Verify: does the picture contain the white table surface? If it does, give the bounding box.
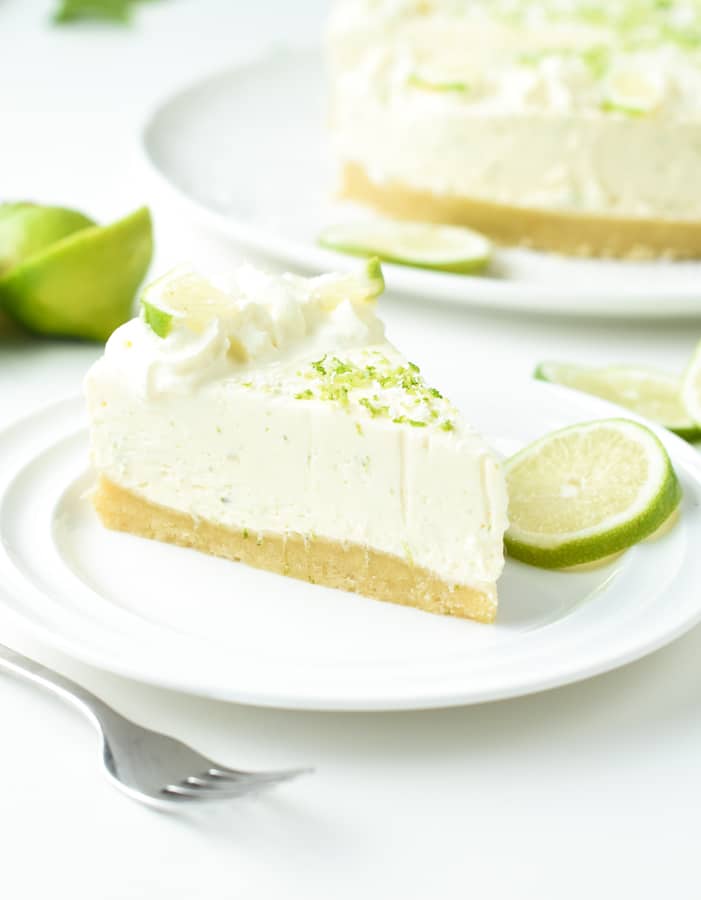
[2,2,701,897]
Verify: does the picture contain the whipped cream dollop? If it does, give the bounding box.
[100,265,386,398]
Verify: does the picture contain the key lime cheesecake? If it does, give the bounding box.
[328,0,701,258]
[84,262,508,622]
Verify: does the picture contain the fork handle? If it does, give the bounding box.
[0,642,111,727]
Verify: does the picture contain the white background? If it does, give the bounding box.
[2,2,701,897]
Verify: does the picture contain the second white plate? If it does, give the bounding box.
[1,383,701,710]
[141,47,701,318]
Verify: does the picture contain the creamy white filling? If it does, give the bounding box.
[329,0,701,218]
[85,268,508,590]
[332,94,701,217]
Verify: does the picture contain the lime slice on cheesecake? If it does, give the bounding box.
[318,221,491,274]
[505,418,682,569]
[535,361,700,441]
[141,258,385,339]
[141,266,231,337]
[302,256,385,305]
[602,65,664,116]
[407,72,469,92]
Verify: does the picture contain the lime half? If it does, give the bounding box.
[535,361,700,442]
[319,220,491,274]
[0,206,152,341]
[0,202,95,276]
[505,418,682,569]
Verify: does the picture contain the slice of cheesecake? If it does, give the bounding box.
[84,261,508,622]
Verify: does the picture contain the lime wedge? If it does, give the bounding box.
[535,361,700,441]
[318,221,491,274]
[0,202,95,275]
[505,418,682,569]
[141,259,385,339]
[0,207,152,342]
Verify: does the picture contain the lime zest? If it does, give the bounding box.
[392,415,428,427]
[359,397,389,418]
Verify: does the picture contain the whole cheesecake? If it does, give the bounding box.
[328,0,701,258]
[85,262,508,622]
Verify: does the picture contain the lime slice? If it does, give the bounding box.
[602,65,664,116]
[297,256,385,305]
[0,207,152,342]
[680,340,701,429]
[0,202,95,276]
[140,266,229,338]
[407,72,469,93]
[318,221,491,274]
[535,361,700,441]
[505,418,682,569]
[141,258,385,339]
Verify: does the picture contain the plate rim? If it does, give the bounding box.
[2,388,701,711]
[138,45,701,320]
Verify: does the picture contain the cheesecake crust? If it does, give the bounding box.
[340,162,701,260]
[93,476,497,623]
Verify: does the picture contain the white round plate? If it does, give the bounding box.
[141,47,701,319]
[2,384,701,711]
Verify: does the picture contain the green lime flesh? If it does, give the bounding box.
[534,361,701,442]
[142,300,173,338]
[0,206,153,342]
[319,241,489,274]
[319,224,490,275]
[504,418,682,569]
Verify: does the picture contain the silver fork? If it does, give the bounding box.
[0,642,311,807]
